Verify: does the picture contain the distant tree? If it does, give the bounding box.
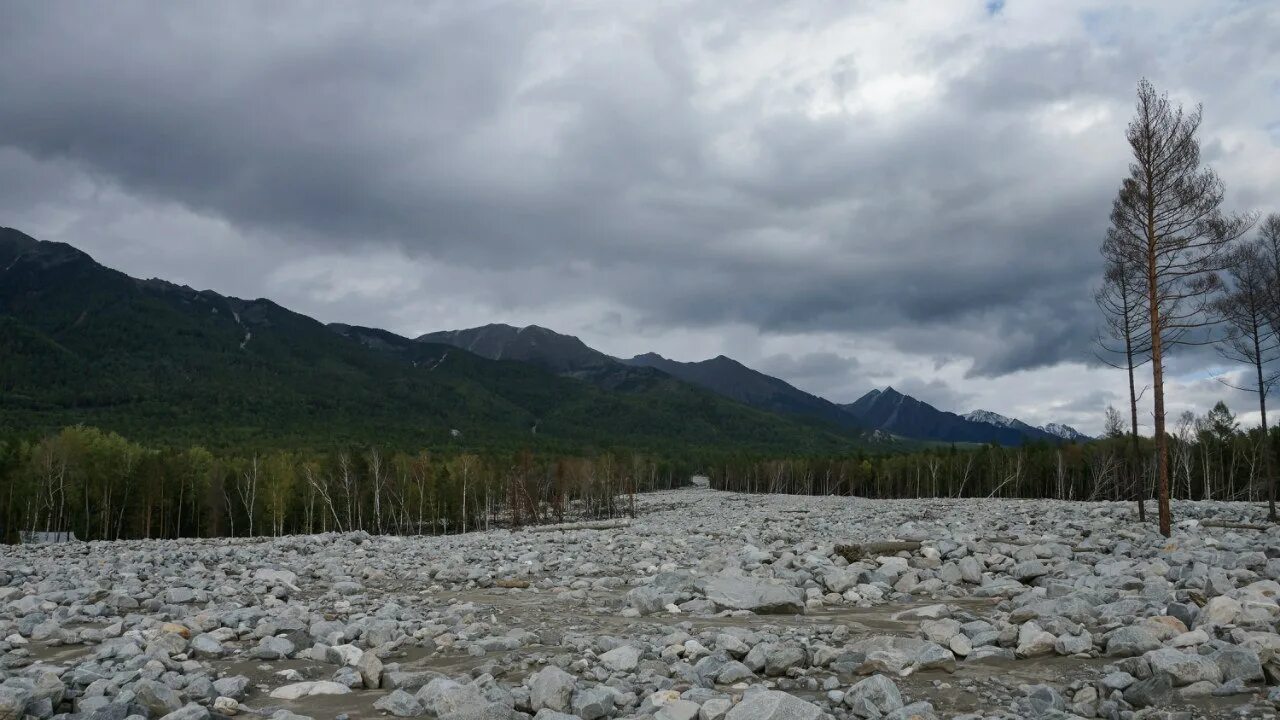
[1103,406,1126,439]
[1103,78,1254,536]
[1212,239,1279,519]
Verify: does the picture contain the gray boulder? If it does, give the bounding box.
[530,667,576,713]
[375,689,426,717]
[250,635,296,660]
[1144,648,1224,686]
[571,687,614,720]
[417,679,485,717]
[1123,674,1173,708]
[212,677,250,700]
[1211,646,1263,683]
[599,645,642,672]
[159,703,210,720]
[844,675,903,718]
[704,578,804,614]
[131,680,184,717]
[725,691,822,720]
[0,686,31,720]
[763,645,807,676]
[1106,627,1161,657]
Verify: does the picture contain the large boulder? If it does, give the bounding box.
[844,675,903,718]
[1211,646,1264,683]
[416,678,485,718]
[0,686,31,720]
[132,680,184,717]
[1143,648,1224,687]
[1196,596,1242,628]
[704,578,804,614]
[374,689,425,718]
[725,691,823,720]
[160,704,211,720]
[1106,627,1162,657]
[599,645,643,672]
[530,667,576,712]
[269,681,351,700]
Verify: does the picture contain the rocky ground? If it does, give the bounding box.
[3,488,1280,720]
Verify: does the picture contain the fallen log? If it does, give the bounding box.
[525,518,632,533]
[834,541,922,562]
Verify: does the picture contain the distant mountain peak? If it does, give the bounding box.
[843,387,1083,446]
[963,409,1016,427]
[417,322,612,374]
[1040,422,1091,441]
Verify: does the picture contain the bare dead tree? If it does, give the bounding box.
[236,455,261,538]
[1173,410,1197,499]
[304,464,343,533]
[368,447,386,535]
[1103,78,1254,536]
[1095,250,1153,520]
[1212,239,1280,519]
[1255,213,1280,518]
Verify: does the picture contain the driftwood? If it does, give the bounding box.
[834,541,922,562]
[525,518,632,533]
[1201,519,1270,531]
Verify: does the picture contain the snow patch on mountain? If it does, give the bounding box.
[1040,422,1090,441]
[966,409,1091,442]
[963,409,1017,428]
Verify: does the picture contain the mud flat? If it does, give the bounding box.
[3,488,1280,719]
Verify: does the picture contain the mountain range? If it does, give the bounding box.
[0,226,1087,450]
[0,227,858,453]
[419,324,1089,446]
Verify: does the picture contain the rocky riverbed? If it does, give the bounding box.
[3,488,1280,720]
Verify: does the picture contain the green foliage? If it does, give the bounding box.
[0,425,696,542]
[0,231,864,456]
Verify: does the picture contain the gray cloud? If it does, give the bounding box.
[1,1,1278,432]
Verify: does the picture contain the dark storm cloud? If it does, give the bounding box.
[1,0,1276,388]
[756,351,860,393]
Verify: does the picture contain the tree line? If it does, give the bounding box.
[712,400,1274,509]
[1096,78,1278,535]
[0,425,693,543]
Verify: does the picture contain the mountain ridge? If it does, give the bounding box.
[843,388,1069,446]
[0,227,864,454]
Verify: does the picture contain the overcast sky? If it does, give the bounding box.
[2,1,1278,434]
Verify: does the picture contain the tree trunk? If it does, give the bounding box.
[1257,354,1277,521]
[1148,220,1172,537]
